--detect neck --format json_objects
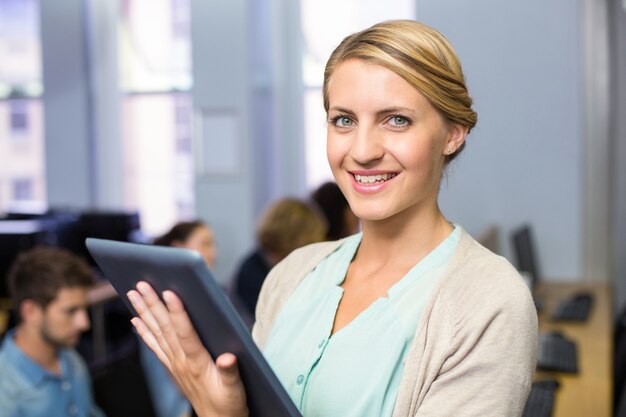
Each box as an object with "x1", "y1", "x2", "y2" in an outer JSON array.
[
  {"x1": 14, "y1": 324, "x2": 61, "y2": 373},
  {"x1": 358, "y1": 201, "x2": 453, "y2": 269}
]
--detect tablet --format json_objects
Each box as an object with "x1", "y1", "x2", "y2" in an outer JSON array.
[{"x1": 85, "y1": 238, "x2": 302, "y2": 417}]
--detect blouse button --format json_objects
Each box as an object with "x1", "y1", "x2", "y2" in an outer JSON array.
[{"x1": 296, "y1": 374, "x2": 305, "y2": 385}]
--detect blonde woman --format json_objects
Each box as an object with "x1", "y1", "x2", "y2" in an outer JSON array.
[{"x1": 127, "y1": 20, "x2": 537, "y2": 417}]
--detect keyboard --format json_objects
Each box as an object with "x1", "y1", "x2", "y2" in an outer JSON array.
[
  {"x1": 537, "y1": 332, "x2": 578, "y2": 373},
  {"x1": 550, "y1": 293, "x2": 593, "y2": 322},
  {"x1": 522, "y1": 379, "x2": 560, "y2": 417}
]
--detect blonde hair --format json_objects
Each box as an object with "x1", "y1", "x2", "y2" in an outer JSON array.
[
  {"x1": 323, "y1": 20, "x2": 477, "y2": 162},
  {"x1": 256, "y1": 198, "x2": 327, "y2": 258}
]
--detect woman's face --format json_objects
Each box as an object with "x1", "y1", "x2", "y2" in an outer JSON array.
[
  {"x1": 176, "y1": 225, "x2": 217, "y2": 268},
  {"x1": 326, "y1": 59, "x2": 465, "y2": 224}
]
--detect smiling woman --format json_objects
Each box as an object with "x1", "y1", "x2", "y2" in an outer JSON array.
[{"x1": 128, "y1": 20, "x2": 537, "y2": 417}]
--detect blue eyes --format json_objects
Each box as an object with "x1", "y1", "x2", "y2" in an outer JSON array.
[
  {"x1": 333, "y1": 116, "x2": 354, "y2": 127},
  {"x1": 389, "y1": 116, "x2": 409, "y2": 127},
  {"x1": 329, "y1": 115, "x2": 411, "y2": 129}
]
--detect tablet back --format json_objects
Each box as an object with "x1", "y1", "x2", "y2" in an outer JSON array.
[{"x1": 85, "y1": 238, "x2": 302, "y2": 417}]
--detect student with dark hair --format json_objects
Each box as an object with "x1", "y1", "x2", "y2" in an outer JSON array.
[
  {"x1": 311, "y1": 181, "x2": 360, "y2": 241},
  {"x1": 154, "y1": 220, "x2": 217, "y2": 269},
  {"x1": 0, "y1": 247, "x2": 104, "y2": 417}
]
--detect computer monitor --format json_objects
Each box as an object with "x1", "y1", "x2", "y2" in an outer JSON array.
[
  {"x1": 511, "y1": 225, "x2": 542, "y2": 292},
  {"x1": 78, "y1": 211, "x2": 141, "y2": 266},
  {"x1": 0, "y1": 219, "x2": 58, "y2": 298},
  {"x1": 4, "y1": 208, "x2": 86, "y2": 261}
]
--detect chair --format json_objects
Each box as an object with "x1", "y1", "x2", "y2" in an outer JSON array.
[
  {"x1": 614, "y1": 304, "x2": 626, "y2": 415},
  {"x1": 91, "y1": 339, "x2": 157, "y2": 417}
]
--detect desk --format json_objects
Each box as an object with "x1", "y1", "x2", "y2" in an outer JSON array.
[{"x1": 534, "y1": 282, "x2": 612, "y2": 417}]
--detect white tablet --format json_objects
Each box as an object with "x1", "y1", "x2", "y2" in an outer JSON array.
[{"x1": 85, "y1": 238, "x2": 302, "y2": 417}]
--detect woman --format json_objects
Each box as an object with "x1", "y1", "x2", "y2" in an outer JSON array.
[
  {"x1": 153, "y1": 220, "x2": 217, "y2": 268},
  {"x1": 127, "y1": 20, "x2": 537, "y2": 417},
  {"x1": 233, "y1": 197, "x2": 327, "y2": 316},
  {"x1": 141, "y1": 220, "x2": 217, "y2": 417}
]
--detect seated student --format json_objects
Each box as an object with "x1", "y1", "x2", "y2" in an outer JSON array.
[
  {"x1": 311, "y1": 181, "x2": 360, "y2": 240},
  {"x1": 140, "y1": 220, "x2": 217, "y2": 417},
  {"x1": 153, "y1": 220, "x2": 217, "y2": 268},
  {"x1": 233, "y1": 198, "x2": 326, "y2": 316},
  {"x1": 0, "y1": 247, "x2": 105, "y2": 417}
]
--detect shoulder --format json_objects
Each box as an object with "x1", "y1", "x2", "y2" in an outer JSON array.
[
  {"x1": 252, "y1": 239, "x2": 346, "y2": 347},
  {"x1": 431, "y1": 232, "x2": 537, "y2": 347},
  {"x1": 264, "y1": 240, "x2": 346, "y2": 293},
  {"x1": 235, "y1": 250, "x2": 269, "y2": 281},
  {"x1": 0, "y1": 349, "x2": 29, "y2": 412},
  {"x1": 62, "y1": 349, "x2": 90, "y2": 380},
  {"x1": 442, "y1": 238, "x2": 534, "y2": 313}
]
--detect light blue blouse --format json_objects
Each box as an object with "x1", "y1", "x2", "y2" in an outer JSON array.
[{"x1": 263, "y1": 226, "x2": 460, "y2": 417}]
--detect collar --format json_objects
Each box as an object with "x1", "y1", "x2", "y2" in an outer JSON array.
[{"x1": 0, "y1": 329, "x2": 71, "y2": 386}]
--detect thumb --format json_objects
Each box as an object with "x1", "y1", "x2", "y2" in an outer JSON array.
[{"x1": 215, "y1": 353, "x2": 242, "y2": 387}]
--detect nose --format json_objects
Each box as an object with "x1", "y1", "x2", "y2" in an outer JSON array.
[
  {"x1": 349, "y1": 125, "x2": 384, "y2": 165},
  {"x1": 75, "y1": 309, "x2": 91, "y2": 332}
]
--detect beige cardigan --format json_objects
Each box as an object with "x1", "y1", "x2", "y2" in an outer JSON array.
[{"x1": 252, "y1": 227, "x2": 538, "y2": 417}]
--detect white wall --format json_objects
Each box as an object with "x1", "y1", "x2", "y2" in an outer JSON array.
[{"x1": 420, "y1": 0, "x2": 584, "y2": 280}]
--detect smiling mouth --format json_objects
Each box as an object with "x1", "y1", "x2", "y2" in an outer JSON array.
[{"x1": 353, "y1": 173, "x2": 398, "y2": 184}]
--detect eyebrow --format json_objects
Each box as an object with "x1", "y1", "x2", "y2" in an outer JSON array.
[
  {"x1": 63, "y1": 304, "x2": 89, "y2": 313},
  {"x1": 328, "y1": 106, "x2": 416, "y2": 117},
  {"x1": 328, "y1": 106, "x2": 356, "y2": 117}
]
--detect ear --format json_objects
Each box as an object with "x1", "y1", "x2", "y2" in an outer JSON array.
[
  {"x1": 20, "y1": 299, "x2": 43, "y2": 325},
  {"x1": 171, "y1": 240, "x2": 184, "y2": 248},
  {"x1": 442, "y1": 123, "x2": 468, "y2": 157}
]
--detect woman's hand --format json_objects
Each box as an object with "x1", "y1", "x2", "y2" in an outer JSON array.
[{"x1": 127, "y1": 281, "x2": 249, "y2": 417}]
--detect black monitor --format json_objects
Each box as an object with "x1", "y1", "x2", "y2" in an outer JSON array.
[
  {"x1": 78, "y1": 211, "x2": 141, "y2": 266},
  {"x1": 511, "y1": 225, "x2": 542, "y2": 292},
  {"x1": 0, "y1": 219, "x2": 58, "y2": 298}
]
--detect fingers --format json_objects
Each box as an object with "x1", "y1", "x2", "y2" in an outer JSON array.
[
  {"x1": 127, "y1": 282, "x2": 180, "y2": 359},
  {"x1": 162, "y1": 290, "x2": 210, "y2": 364},
  {"x1": 215, "y1": 353, "x2": 243, "y2": 388},
  {"x1": 131, "y1": 316, "x2": 172, "y2": 369}
]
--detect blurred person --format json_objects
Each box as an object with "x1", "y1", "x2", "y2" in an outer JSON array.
[
  {"x1": 0, "y1": 247, "x2": 105, "y2": 417},
  {"x1": 153, "y1": 220, "x2": 217, "y2": 268},
  {"x1": 233, "y1": 198, "x2": 327, "y2": 315},
  {"x1": 140, "y1": 220, "x2": 217, "y2": 417},
  {"x1": 311, "y1": 181, "x2": 360, "y2": 240}
]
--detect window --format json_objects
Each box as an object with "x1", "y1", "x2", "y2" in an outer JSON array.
[
  {"x1": 300, "y1": 0, "x2": 416, "y2": 189},
  {"x1": 0, "y1": 0, "x2": 45, "y2": 213},
  {"x1": 13, "y1": 178, "x2": 33, "y2": 201},
  {"x1": 9, "y1": 99, "x2": 29, "y2": 135},
  {"x1": 119, "y1": 0, "x2": 193, "y2": 237}
]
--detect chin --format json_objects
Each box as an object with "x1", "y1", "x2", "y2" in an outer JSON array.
[
  {"x1": 352, "y1": 207, "x2": 394, "y2": 222},
  {"x1": 63, "y1": 335, "x2": 81, "y2": 348}
]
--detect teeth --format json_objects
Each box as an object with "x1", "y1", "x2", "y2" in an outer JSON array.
[{"x1": 354, "y1": 173, "x2": 396, "y2": 184}]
